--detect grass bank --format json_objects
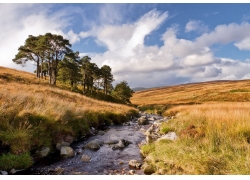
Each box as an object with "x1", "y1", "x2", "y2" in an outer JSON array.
[
  {"x1": 141, "y1": 102, "x2": 250, "y2": 174},
  {"x1": 0, "y1": 66, "x2": 138, "y2": 171}
]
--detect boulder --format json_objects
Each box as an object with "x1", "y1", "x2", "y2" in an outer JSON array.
[
  {"x1": 128, "y1": 170, "x2": 135, "y2": 175},
  {"x1": 56, "y1": 141, "x2": 70, "y2": 151},
  {"x1": 0, "y1": 171, "x2": 8, "y2": 175},
  {"x1": 104, "y1": 139, "x2": 119, "y2": 145},
  {"x1": 92, "y1": 139, "x2": 104, "y2": 146},
  {"x1": 81, "y1": 154, "x2": 91, "y2": 162},
  {"x1": 129, "y1": 159, "x2": 142, "y2": 169},
  {"x1": 35, "y1": 147, "x2": 50, "y2": 158},
  {"x1": 143, "y1": 165, "x2": 155, "y2": 175},
  {"x1": 138, "y1": 117, "x2": 149, "y2": 125},
  {"x1": 60, "y1": 146, "x2": 75, "y2": 158},
  {"x1": 111, "y1": 139, "x2": 132, "y2": 150},
  {"x1": 9, "y1": 168, "x2": 16, "y2": 175},
  {"x1": 148, "y1": 117, "x2": 156, "y2": 121},
  {"x1": 84, "y1": 141, "x2": 100, "y2": 151},
  {"x1": 157, "y1": 132, "x2": 178, "y2": 141}
]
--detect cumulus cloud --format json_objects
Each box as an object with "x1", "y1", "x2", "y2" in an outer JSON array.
[
  {"x1": 185, "y1": 20, "x2": 209, "y2": 33},
  {"x1": 2, "y1": 5, "x2": 250, "y2": 88},
  {"x1": 87, "y1": 10, "x2": 250, "y2": 87},
  {"x1": 0, "y1": 4, "x2": 81, "y2": 72}
]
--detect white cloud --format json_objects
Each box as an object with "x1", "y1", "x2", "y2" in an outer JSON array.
[
  {"x1": 0, "y1": 4, "x2": 81, "y2": 72},
  {"x1": 87, "y1": 11, "x2": 250, "y2": 87},
  {"x1": 185, "y1": 20, "x2": 209, "y2": 33},
  {"x1": 66, "y1": 30, "x2": 80, "y2": 44},
  {"x1": 234, "y1": 37, "x2": 250, "y2": 50},
  {"x1": 195, "y1": 22, "x2": 250, "y2": 48},
  {"x1": 79, "y1": 31, "x2": 90, "y2": 38},
  {"x1": 2, "y1": 5, "x2": 250, "y2": 88}
]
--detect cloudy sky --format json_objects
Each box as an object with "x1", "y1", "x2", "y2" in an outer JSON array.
[{"x1": 1, "y1": 2, "x2": 250, "y2": 88}]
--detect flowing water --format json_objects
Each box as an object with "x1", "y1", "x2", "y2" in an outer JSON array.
[{"x1": 16, "y1": 114, "x2": 163, "y2": 175}]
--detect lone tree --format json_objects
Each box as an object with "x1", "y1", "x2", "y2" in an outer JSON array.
[{"x1": 111, "y1": 80, "x2": 134, "y2": 104}]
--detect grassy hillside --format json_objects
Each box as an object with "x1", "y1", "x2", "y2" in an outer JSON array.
[
  {"x1": 132, "y1": 79, "x2": 250, "y2": 174},
  {"x1": 0, "y1": 66, "x2": 138, "y2": 171},
  {"x1": 131, "y1": 80, "x2": 250, "y2": 105}
]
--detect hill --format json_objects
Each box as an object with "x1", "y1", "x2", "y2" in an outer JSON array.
[
  {"x1": 132, "y1": 79, "x2": 250, "y2": 174},
  {"x1": 0, "y1": 66, "x2": 138, "y2": 171},
  {"x1": 131, "y1": 79, "x2": 250, "y2": 106},
  {"x1": 132, "y1": 87, "x2": 147, "y2": 92}
]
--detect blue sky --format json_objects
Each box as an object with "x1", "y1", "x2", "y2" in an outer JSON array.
[{"x1": 1, "y1": 2, "x2": 250, "y2": 88}]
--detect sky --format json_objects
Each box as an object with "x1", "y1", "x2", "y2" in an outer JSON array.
[{"x1": 1, "y1": 2, "x2": 250, "y2": 88}]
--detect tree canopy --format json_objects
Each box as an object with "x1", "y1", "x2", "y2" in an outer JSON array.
[
  {"x1": 13, "y1": 33, "x2": 132, "y2": 104},
  {"x1": 111, "y1": 81, "x2": 134, "y2": 104}
]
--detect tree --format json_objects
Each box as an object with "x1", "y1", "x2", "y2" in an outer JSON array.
[
  {"x1": 13, "y1": 33, "x2": 72, "y2": 86},
  {"x1": 100, "y1": 65, "x2": 114, "y2": 95},
  {"x1": 41, "y1": 33, "x2": 72, "y2": 85},
  {"x1": 13, "y1": 35, "x2": 43, "y2": 78},
  {"x1": 57, "y1": 52, "x2": 80, "y2": 89},
  {"x1": 111, "y1": 81, "x2": 134, "y2": 104},
  {"x1": 79, "y1": 56, "x2": 91, "y2": 93}
]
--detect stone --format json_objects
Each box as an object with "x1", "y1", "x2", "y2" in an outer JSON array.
[
  {"x1": 157, "y1": 132, "x2": 178, "y2": 141},
  {"x1": 129, "y1": 159, "x2": 142, "y2": 169},
  {"x1": 92, "y1": 139, "x2": 104, "y2": 146},
  {"x1": 50, "y1": 167, "x2": 64, "y2": 175},
  {"x1": 60, "y1": 146, "x2": 75, "y2": 158},
  {"x1": 84, "y1": 141, "x2": 100, "y2": 151},
  {"x1": 104, "y1": 139, "x2": 119, "y2": 145},
  {"x1": 143, "y1": 165, "x2": 155, "y2": 175},
  {"x1": 148, "y1": 117, "x2": 156, "y2": 121},
  {"x1": 111, "y1": 139, "x2": 132, "y2": 150},
  {"x1": 9, "y1": 168, "x2": 16, "y2": 174},
  {"x1": 98, "y1": 131, "x2": 105, "y2": 136},
  {"x1": 0, "y1": 171, "x2": 8, "y2": 175},
  {"x1": 138, "y1": 117, "x2": 149, "y2": 125},
  {"x1": 36, "y1": 147, "x2": 50, "y2": 158},
  {"x1": 81, "y1": 154, "x2": 91, "y2": 162},
  {"x1": 128, "y1": 170, "x2": 135, "y2": 175},
  {"x1": 56, "y1": 141, "x2": 70, "y2": 151}
]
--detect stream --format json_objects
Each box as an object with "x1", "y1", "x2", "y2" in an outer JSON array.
[{"x1": 16, "y1": 113, "x2": 163, "y2": 175}]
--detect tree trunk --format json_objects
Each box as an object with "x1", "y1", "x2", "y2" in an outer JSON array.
[{"x1": 36, "y1": 60, "x2": 39, "y2": 78}]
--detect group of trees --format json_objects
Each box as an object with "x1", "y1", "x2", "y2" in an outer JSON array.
[{"x1": 13, "y1": 33, "x2": 133, "y2": 103}]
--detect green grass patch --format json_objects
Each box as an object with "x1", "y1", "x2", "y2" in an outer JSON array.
[
  {"x1": 229, "y1": 89, "x2": 250, "y2": 93},
  {"x1": 0, "y1": 152, "x2": 33, "y2": 171}
]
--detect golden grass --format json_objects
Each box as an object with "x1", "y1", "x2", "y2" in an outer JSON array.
[
  {"x1": 0, "y1": 66, "x2": 138, "y2": 170},
  {"x1": 131, "y1": 80, "x2": 250, "y2": 105},
  {"x1": 141, "y1": 102, "x2": 250, "y2": 174},
  {"x1": 0, "y1": 66, "x2": 134, "y2": 116}
]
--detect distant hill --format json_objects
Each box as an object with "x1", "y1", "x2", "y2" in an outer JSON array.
[
  {"x1": 131, "y1": 79, "x2": 250, "y2": 105},
  {"x1": 132, "y1": 87, "x2": 147, "y2": 92}
]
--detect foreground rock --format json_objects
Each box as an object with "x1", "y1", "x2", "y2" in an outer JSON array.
[
  {"x1": 83, "y1": 139, "x2": 104, "y2": 151},
  {"x1": 104, "y1": 139, "x2": 119, "y2": 145},
  {"x1": 0, "y1": 171, "x2": 8, "y2": 175},
  {"x1": 35, "y1": 147, "x2": 50, "y2": 158},
  {"x1": 143, "y1": 165, "x2": 155, "y2": 175},
  {"x1": 56, "y1": 141, "x2": 71, "y2": 151},
  {"x1": 129, "y1": 159, "x2": 142, "y2": 169},
  {"x1": 157, "y1": 132, "x2": 178, "y2": 141},
  {"x1": 138, "y1": 116, "x2": 149, "y2": 125},
  {"x1": 81, "y1": 154, "x2": 91, "y2": 162},
  {"x1": 60, "y1": 146, "x2": 75, "y2": 158},
  {"x1": 111, "y1": 139, "x2": 132, "y2": 150}
]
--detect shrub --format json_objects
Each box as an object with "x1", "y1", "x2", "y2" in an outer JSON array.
[{"x1": 0, "y1": 152, "x2": 33, "y2": 171}]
